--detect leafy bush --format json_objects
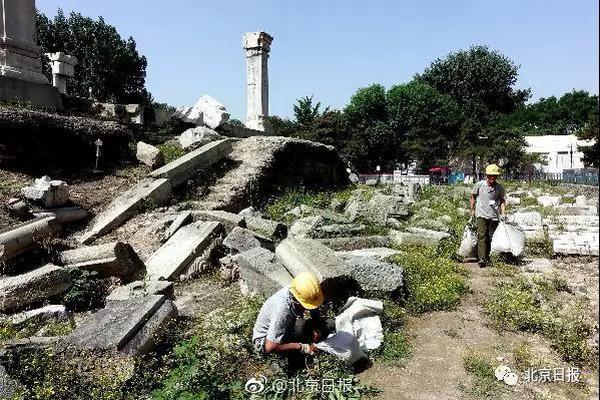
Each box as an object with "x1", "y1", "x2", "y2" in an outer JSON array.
[
  {"x1": 394, "y1": 247, "x2": 468, "y2": 314},
  {"x1": 63, "y1": 270, "x2": 108, "y2": 311},
  {"x1": 157, "y1": 143, "x2": 186, "y2": 164}
]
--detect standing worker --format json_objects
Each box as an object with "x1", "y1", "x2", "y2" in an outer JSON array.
[{"x1": 470, "y1": 164, "x2": 506, "y2": 267}]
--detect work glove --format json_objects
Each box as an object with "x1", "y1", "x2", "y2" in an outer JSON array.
[{"x1": 300, "y1": 343, "x2": 316, "y2": 356}]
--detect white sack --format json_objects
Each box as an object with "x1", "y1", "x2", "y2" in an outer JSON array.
[
  {"x1": 458, "y1": 225, "x2": 478, "y2": 259},
  {"x1": 491, "y1": 221, "x2": 526, "y2": 257}
]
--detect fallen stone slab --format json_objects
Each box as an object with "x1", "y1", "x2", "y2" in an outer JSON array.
[
  {"x1": 552, "y1": 233, "x2": 599, "y2": 256},
  {"x1": 238, "y1": 206, "x2": 262, "y2": 218},
  {"x1": 80, "y1": 178, "x2": 172, "y2": 244},
  {"x1": 217, "y1": 121, "x2": 272, "y2": 138},
  {"x1": 0, "y1": 216, "x2": 61, "y2": 262},
  {"x1": 554, "y1": 205, "x2": 598, "y2": 216},
  {"x1": 521, "y1": 258, "x2": 553, "y2": 273},
  {"x1": 172, "y1": 105, "x2": 203, "y2": 125},
  {"x1": 120, "y1": 299, "x2": 177, "y2": 355},
  {"x1": 553, "y1": 215, "x2": 599, "y2": 227},
  {"x1": 336, "y1": 247, "x2": 402, "y2": 261},
  {"x1": 289, "y1": 216, "x2": 324, "y2": 239},
  {"x1": 193, "y1": 95, "x2": 230, "y2": 129},
  {"x1": 149, "y1": 139, "x2": 232, "y2": 187},
  {"x1": 316, "y1": 223, "x2": 366, "y2": 238},
  {"x1": 106, "y1": 280, "x2": 174, "y2": 302},
  {"x1": 275, "y1": 238, "x2": 354, "y2": 297},
  {"x1": 21, "y1": 176, "x2": 69, "y2": 208},
  {"x1": 5, "y1": 198, "x2": 31, "y2": 220},
  {"x1": 0, "y1": 364, "x2": 23, "y2": 399},
  {"x1": 178, "y1": 126, "x2": 223, "y2": 150},
  {"x1": 575, "y1": 195, "x2": 587, "y2": 207},
  {"x1": 390, "y1": 228, "x2": 450, "y2": 247},
  {"x1": 33, "y1": 206, "x2": 88, "y2": 224},
  {"x1": 0, "y1": 265, "x2": 72, "y2": 313},
  {"x1": 245, "y1": 216, "x2": 287, "y2": 240},
  {"x1": 537, "y1": 195, "x2": 560, "y2": 207},
  {"x1": 344, "y1": 256, "x2": 404, "y2": 293},
  {"x1": 368, "y1": 194, "x2": 409, "y2": 225},
  {"x1": 60, "y1": 242, "x2": 146, "y2": 282},
  {"x1": 317, "y1": 235, "x2": 392, "y2": 251},
  {"x1": 65, "y1": 295, "x2": 172, "y2": 354},
  {"x1": 236, "y1": 247, "x2": 293, "y2": 297},
  {"x1": 136, "y1": 141, "x2": 164, "y2": 169},
  {"x1": 191, "y1": 209, "x2": 246, "y2": 230},
  {"x1": 3, "y1": 304, "x2": 71, "y2": 330},
  {"x1": 223, "y1": 226, "x2": 266, "y2": 255},
  {"x1": 163, "y1": 211, "x2": 193, "y2": 241},
  {"x1": 146, "y1": 221, "x2": 223, "y2": 280}
]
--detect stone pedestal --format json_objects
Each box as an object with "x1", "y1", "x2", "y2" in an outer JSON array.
[
  {"x1": 242, "y1": 32, "x2": 273, "y2": 131},
  {"x1": 46, "y1": 52, "x2": 77, "y2": 94},
  {"x1": 0, "y1": 0, "x2": 49, "y2": 84}
]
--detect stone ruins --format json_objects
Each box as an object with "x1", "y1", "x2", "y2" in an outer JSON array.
[{"x1": 243, "y1": 31, "x2": 273, "y2": 131}]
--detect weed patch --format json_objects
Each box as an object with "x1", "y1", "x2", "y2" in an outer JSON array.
[{"x1": 462, "y1": 352, "x2": 505, "y2": 399}]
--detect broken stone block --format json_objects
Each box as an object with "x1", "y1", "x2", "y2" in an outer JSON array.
[
  {"x1": 172, "y1": 105, "x2": 203, "y2": 125},
  {"x1": 146, "y1": 221, "x2": 223, "y2": 280},
  {"x1": 33, "y1": 206, "x2": 88, "y2": 224},
  {"x1": 191, "y1": 209, "x2": 246, "y2": 231},
  {"x1": 245, "y1": 216, "x2": 287, "y2": 240},
  {"x1": 65, "y1": 295, "x2": 174, "y2": 355},
  {"x1": 275, "y1": 238, "x2": 354, "y2": 297},
  {"x1": 521, "y1": 258, "x2": 553, "y2": 273},
  {"x1": 136, "y1": 141, "x2": 165, "y2": 169},
  {"x1": 121, "y1": 299, "x2": 177, "y2": 355},
  {"x1": 317, "y1": 235, "x2": 392, "y2": 251},
  {"x1": 510, "y1": 211, "x2": 544, "y2": 237},
  {"x1": 575, "y1": 195, "x2": 587, "y2": 207},
  {"x1": 368, "y1": 194, "x2": 409, "y2": 225},
  {"x1": 223, "y1": 227, "x2": 263, "y2": 255},
  {"x1": 315, "y1": 223, "x2": 366, "y2": 238},
  {"x1": 238, "y1": 206, "x2": 261, "y2": 218},
  {"x1": 21, "y1": 176, "x2": 69, "y2": 208},
  {"x1": 150, "y1": 139, "x2": 232, "y2": 187},
  {"x1": 289, "y1": 216, "x2": 324, "y2": 239},
  {"x1": 552, "y1": 232, "x2": 599, "y2": 256},
  {"x1": 163, "y1": 211, "x2": 193, "y2": 241},
  {"x1": 0, "y1": 216, "x2": 61, "y2": 262},
  {"x1": 178, "y1": 126, "x2": 223, "y2": 150},
  {"x1": 5, "y1": 198, "x2": 31, "y2": 220},
  {"x1": 193, "y1": 95, "x2": 230, "y2": 129},
  {"x1": 0, "y1": 265, "x2": 73, "y2": 313},
  {"x1": 3, "y1": 304, "x2": 72, "y2": 332},
  {"x1": 336, "y1": 247, "x2": 402, "y2": 261},
  {"x1": 537, "y1": 195, "x2": 560, "y2": 208},
  {"x1": 236, "y1": 247, "x2": 293, "y2": 297},
  {"x1": 60, "y1": 242, "x2": 146, "y2": 282},
  {"x1": 79, "y1": 178, "x2": 172, "y2": 244},
  {"x1": 390, "y1": 228, "x2": 450, "y2": 247},
  {"x1": 0, "y1": 365, "x2": 22, "y2": 399},
  {"x1": 344, "y1": 256, "x2": 404, "y2": 293},
  {"x1": 106, "y1": 280, "x2": 174, "y2": 302}
]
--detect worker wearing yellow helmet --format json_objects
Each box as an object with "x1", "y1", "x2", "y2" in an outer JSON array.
[
  {"x1": 470, "y1": 164, "x2": 507, "y2": 267},
  {"x1": 252, "y1": 272, "x2": 334, "y2": 358}
]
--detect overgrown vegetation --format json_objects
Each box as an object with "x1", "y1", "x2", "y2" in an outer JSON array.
[
  {"x1": 62, "y1": 270, "x2": 109, "y2": 311},
  {"x1": 157, "y1": 143, "x2": 186, "y2": 164},
  {"x1": 393, "y1": 247, "x2": 469, "y2": 314},
  {"x1": 462, "y1": 352, "x2": 505, "y2": 399},
  {"x1": 485, "y1": 274, "x2": 595, "y2": 366}
]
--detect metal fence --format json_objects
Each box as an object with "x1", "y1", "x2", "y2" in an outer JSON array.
[{"x1": 502, "y1": 169, "x2": 599, "y2": 186}]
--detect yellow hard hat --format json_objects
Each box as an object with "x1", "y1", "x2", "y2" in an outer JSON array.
[
  {"x1": 290, "y1": 272, "x2": 324, "y2": 310},
  {"x1": 485, "y1": 164, "x2": 501, "y2": 175}
]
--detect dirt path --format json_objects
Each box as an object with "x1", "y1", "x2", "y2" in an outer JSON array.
[{"x1": 360, "y1": 263, "x2": 571, "y2": 400}]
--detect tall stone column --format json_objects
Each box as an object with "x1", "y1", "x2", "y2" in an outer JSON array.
[
  {"x1": 242, "y1": 32, "x2": 273, "y2": 131},
  {"x1": 0, "y1": 0, "x2": 49, "y2": 84}
]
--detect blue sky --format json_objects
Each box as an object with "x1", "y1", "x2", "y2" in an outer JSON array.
[{"x1": 37, "y1": 0, "x2": 599, "y2": 120}]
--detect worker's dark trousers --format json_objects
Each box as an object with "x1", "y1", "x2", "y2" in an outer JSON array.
[
  {"x1": 476, "y1": 217, "x2": 498, "y2": 262},
  {"x1": 288, "y1": 317, "x2": 336, "y2": 343}
]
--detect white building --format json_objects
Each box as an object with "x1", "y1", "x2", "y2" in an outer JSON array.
[{"x1": 525, "y1": 134, "x2": 593, "y2": 173}]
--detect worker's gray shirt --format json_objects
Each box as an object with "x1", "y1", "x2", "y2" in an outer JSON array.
[
  {"x1": 472, "y1": 180, "x2": 505, "y2": 220},
  {"x1": 252, "y1": 286, "x2": 301, "y2": 344}
]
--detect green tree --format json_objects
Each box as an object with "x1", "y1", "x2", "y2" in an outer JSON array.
[
  {"x1": 344, "y1": 84, "x2": 388, "y2": 129},
  {"x1": 293, "y1": 95, "x2": 329, "y2": 129},
  {"x1": 37, "y1": 9, "x2": 151, "y2": 104},
  {"x1": 417, "y1": 45, "x2": 530, "y2": 173},
  {"x1": 576, "y1": 111, "x2": 599, "y2": 168},
  {"x1": 387, "y1": 81, "x2": 461, "y2": 169}
]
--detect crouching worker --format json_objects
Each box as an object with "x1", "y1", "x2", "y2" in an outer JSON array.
[{"x1": 252, "y1": 272, "x2": 334, "y2": 360}]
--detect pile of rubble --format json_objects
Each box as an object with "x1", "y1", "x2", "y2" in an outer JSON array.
[{"x1": 508, "y1": 191, "x2": 599, "y2": 256}]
